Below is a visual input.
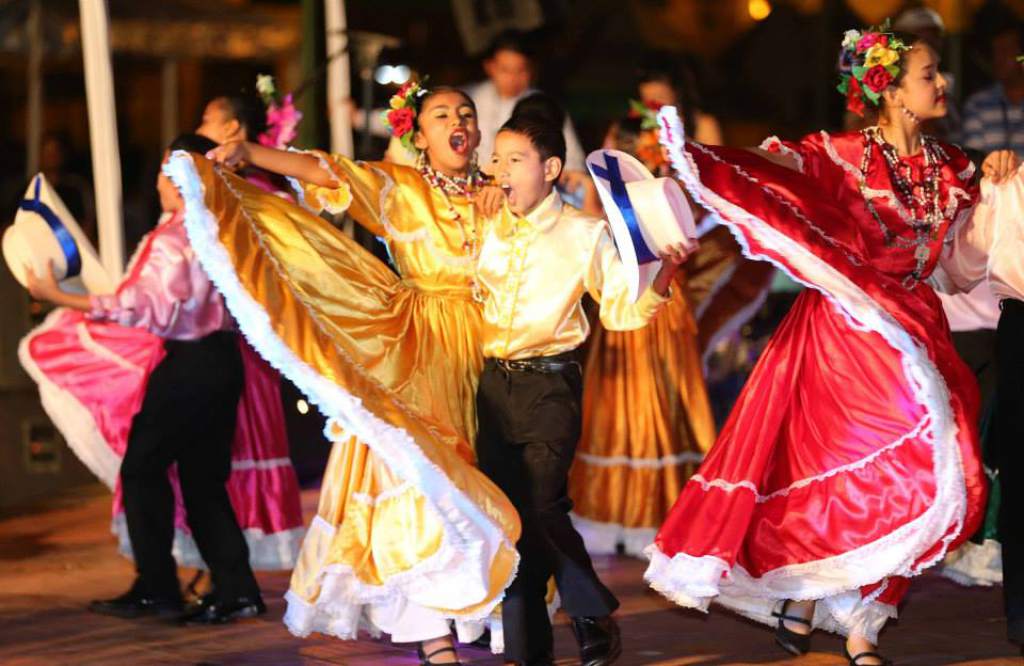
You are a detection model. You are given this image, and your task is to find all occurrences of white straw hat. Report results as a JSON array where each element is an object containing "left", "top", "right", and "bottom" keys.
[
  {"left": 586, "top": 148, "right": 697, "bottom": 301},
  {"left": 3, "top": 174, "right": 113, "bottom": 294}
]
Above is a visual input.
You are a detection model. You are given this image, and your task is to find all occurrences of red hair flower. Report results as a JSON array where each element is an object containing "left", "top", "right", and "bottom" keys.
[
  {"left": 386, "top": 107, "right": 415, "bottom": 138},
  {"left": 863, "top": 65, "right": 894, "bottom": 94},
  {"left": 837, "top": 23, "right": 909, "bottom": 115}
]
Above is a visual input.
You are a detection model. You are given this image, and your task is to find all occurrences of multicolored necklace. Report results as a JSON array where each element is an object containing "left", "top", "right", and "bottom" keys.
[
  {"left": 418, "top": 163, "right": 482, "bottom": 200},
  {"left": 418, "top": 161, "right": 488, "bottom": 301},
  {"left": 859, "top": 126, "right": 945, "bottom": 286}
]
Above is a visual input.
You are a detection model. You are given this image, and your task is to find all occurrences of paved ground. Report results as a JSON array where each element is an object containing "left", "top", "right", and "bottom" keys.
[{"left": 0, "top": 485, "right": 1019, "bottom": 665}]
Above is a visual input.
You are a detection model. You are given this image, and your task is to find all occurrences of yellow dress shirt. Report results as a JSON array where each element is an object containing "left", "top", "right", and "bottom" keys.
[{"left": 478, "top": 191, "right": 668, "bottom": 360}]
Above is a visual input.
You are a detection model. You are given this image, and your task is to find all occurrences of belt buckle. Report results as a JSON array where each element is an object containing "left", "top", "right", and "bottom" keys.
[{"left": 495, "top": 358, "right": 520, "bottom": 373}]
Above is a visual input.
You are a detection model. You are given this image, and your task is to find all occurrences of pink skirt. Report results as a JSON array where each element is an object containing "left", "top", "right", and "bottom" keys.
[{"left": 20, "top": 308, "right": 305, "bottom": 570}]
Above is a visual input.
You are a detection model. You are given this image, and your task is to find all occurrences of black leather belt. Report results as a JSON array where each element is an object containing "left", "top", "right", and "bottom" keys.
[{"left": 487, "top": 351, "right": 581, "bottom": 374}]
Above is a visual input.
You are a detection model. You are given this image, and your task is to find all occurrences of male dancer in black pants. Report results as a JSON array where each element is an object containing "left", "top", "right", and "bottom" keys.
[
  {"left": 26, "top": 134, "right": 264, "bottom": 624},
  {"left": 475, "top": 105, "right": 690, "bottom": 665},
  {"left": 104, "top": 328, "right": 264, "bottom": 623},
  {"left": 995, "top": 298, "right": 1024, "bottom": 650}
]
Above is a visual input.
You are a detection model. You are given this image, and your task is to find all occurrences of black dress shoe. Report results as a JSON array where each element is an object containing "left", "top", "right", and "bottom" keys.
[
  {"left": 179, "top": 593, "right": 266, "bottom": 625},
  {"left": 88, "top": 589, "right": 184, "bottom": 619},
  {"left": 571, "top": 615, "right": 622, "bottom": 666}
]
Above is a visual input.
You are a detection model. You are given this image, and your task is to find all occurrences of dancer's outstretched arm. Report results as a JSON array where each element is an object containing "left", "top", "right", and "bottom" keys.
[{"left": 207, "top": 141, "right": 338, "bottom": 187}]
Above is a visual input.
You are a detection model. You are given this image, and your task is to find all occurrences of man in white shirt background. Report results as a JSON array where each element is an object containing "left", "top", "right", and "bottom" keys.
[{"left": 464, "top": 30, "right": 589, "bottom": 196}]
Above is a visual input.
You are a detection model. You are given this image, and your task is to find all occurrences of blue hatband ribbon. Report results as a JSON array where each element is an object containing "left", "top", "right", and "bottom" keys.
[
  {"left": 19, "top": 176, "right": 81, "bottom": 278},
  {"left": 589, "top": 153, "right": 658, "bottom": 265}
]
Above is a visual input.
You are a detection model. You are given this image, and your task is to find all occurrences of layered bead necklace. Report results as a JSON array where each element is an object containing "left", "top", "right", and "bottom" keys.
[
  {"left": 417, "top": 159, "right": 489, "bottom": 301},
  {"left": 859, "top": 126, "right": 945, "bottom": 285}
]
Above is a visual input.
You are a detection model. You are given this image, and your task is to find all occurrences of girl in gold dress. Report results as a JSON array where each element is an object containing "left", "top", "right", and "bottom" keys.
[{"left": 163, "top": 83, "right": 518, "bottom": 664}]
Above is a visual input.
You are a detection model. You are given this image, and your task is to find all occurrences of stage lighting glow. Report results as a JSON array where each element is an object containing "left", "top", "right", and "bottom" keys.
[
  {"left": 749, "top": 0, "right": 771, "bottom": 20},
  {"left": 374, "top": 65, "right": 412, "bottom": 85}
]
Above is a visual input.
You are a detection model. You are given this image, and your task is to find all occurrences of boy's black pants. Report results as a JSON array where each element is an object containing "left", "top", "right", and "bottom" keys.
[
  {"left": 475, "top": 352, "right": 618, "bottom": 663},
  {"left": 995, "top": 299, "right": 1024, "bottom": 644},
  {"left": 121, "top": 331, "right": 259, "bottom": 602}
]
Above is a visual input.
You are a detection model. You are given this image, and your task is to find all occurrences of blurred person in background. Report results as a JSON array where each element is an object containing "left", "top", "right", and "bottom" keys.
[
  {"left": 39, "top": 131, "right": 96, "bottom": 245},
  {"left": 962, "top": 21, "right": 1024, "bottom": 161},
  {"left": 635, "top": 53, "right": 723, "bottom": 145},
  {"left": 465, "top": 30, "right": 589, "bottom": 197}
]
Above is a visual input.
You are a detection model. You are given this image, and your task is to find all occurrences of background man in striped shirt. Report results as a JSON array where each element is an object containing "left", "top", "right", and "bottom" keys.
[{"left": 962, "top": 22, "right": 1024, "bottom": 159}]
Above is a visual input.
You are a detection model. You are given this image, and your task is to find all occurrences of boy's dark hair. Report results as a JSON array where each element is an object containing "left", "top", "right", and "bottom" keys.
[
  {"left": 169, "top": 133, "right": 218, "bottom": 155},
  {"left": 510, "top": 92, "right": 566, "bottom": 129},
  {"left": 500, "top": 96, "right": 567, "bottom": 174},
  {"left": 485, "top": 29, "right": 535, "bottom": 62},
  {"left": 219, "top": 92, "right": 268, "bottom": 140}
]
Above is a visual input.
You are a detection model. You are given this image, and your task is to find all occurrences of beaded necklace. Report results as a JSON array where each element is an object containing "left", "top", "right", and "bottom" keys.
[
  {"left": 858, "top": 127, "right": 945, "bottom": 285},
  {"left": 417, "top": 161, "right": 489, "bottom": 301}
]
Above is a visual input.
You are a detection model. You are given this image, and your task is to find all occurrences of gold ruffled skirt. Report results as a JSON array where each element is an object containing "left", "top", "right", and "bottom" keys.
[
  {"left": 569, "top": 278, "right": 716, "bottom": 556},
  {"left": 164, "top": 154, "right": 520, "bottom": 641}
]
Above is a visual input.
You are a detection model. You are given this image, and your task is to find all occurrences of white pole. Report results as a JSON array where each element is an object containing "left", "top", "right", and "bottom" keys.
[
  {"left": 26, "top": 0, "right": 42, "bottom": 179},
  {"left": 324, "top": 0, "right": 353, "bottom": 156},
  {"left": 79, "top": 0, "right": 124, "bottom": 280}
]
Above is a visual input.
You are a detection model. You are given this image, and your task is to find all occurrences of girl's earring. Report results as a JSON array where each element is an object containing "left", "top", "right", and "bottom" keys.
[{"left": 901, "top": 105, "right": 919, "bottom": 125}]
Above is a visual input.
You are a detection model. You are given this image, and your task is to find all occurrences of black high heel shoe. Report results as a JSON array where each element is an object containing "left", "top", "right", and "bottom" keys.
[
  {"left": 844, "top": 646, "right": 893, "bottom": 665},
  {"left": 772, "top": 600, "right": 813, "bottom": 656},
  {"left": 417, "top": 643, "right": 463, "bottom": 665}
]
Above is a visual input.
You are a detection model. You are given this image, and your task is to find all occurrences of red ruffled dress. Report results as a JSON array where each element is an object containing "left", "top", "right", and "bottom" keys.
[{"left": 646, "top": 108, "right": 987, "bottom": 642}]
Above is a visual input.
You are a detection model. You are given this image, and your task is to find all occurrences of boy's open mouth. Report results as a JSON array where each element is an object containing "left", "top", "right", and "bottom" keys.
[{"left": 500, "top": 182, "right": 516, "bottom": 206}]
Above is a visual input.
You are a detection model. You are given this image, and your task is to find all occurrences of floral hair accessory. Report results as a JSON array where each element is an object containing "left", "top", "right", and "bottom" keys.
[
  {"left": 255, "top": 74, "right": 303, "bottom": 149},
  {"left": 383, "top": 78, "right": 430, "bottom": 152},
  {"left": 836, "top": 21, "right": 910, "bottom": 116},
  {"left": 627, "top": 99, "right": 662, "bottom": 130},
  {"left": 623, "top": 100, "right": 668, "bottom": 173}
]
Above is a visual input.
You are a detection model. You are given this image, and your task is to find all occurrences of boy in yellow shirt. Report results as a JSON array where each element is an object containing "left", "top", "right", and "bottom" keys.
[{"left": 476, "top": 101, "right": 691, "bottom": 666}]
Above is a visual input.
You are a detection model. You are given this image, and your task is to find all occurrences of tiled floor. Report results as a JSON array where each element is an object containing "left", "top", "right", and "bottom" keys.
[{"left": 0, "top": 485, "right": 1019, "bottom": 665}]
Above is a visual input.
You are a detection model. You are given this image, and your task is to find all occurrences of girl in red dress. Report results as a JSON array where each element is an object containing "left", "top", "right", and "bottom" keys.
[{"left": 645, "top": 26, "right": 1019, "bottom": 665}]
